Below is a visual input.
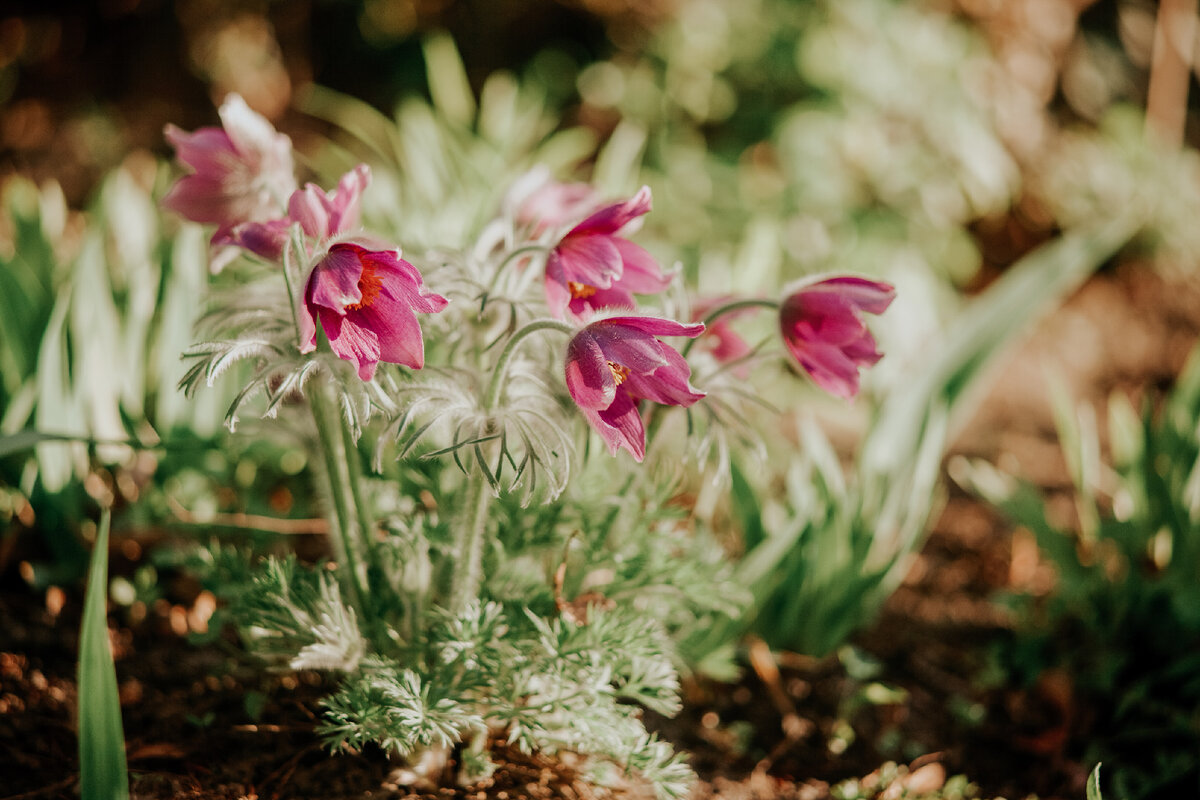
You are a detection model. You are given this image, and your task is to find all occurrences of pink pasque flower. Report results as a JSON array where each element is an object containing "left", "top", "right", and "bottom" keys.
[
  {"left": 224, "top": 164, "right": 372, "bottom": 263},
  {"left": 545, "top": 186, "right": 672, "bottom": 320},
  {"left": 299, "top": 243, "right": 448, "bottom": 381},
  {"left": 778, "top": 275, "right": 895, "bottom": 399},
  {"left": 564, "top": 316, "right": 705, "bottom": 461},
  {"left": 163, "top": 94, "right": 296, "bottom": 241}
]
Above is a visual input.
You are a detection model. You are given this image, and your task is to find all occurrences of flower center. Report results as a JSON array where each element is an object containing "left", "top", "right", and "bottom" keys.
[
  {"left": 607, "top": 361, "right": 630, "bottom": 386},
  {"left": 346, "top": 258, "right": 383, "bottom": 311},
  {"left": 568, "top": 281, "right": 597, "bottom": 300}
]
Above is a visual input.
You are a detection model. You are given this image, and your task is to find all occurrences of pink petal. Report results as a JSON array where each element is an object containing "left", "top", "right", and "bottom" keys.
[
  {"left": 225, "top": 219, "right": 290, "bottom": 262},
  {"left": 307, "top": 244, "right": 366, "bottom": 312},
  {"left": 621, "top": 347, "right": 705, "bottom": 407},
  {"left": 320, "top": 307, "right": 382, "bottom": 381},
  {"left": 298, "top": 297, "right": 318, "bottom": 354},
  {"left": 554, "top": 234, "right": 624, "bottom": 287},
  {"left": 791, "top": 341, "right": 863, "bottom": 399},
  {"left": 808, "top": 276, "right": 895, "bottom": 315},
  {"left": 612, "top": 238, "right": 671, "bottom": 293},
  {"left": 601, "top": 316, "right": 705, "bottom": 340},
  {"left": 592, "top": 390, "right": 646, "bottom": 461},
  {"left": 371, "top": 252, "right": 449, "bottom": 314},
  {"left": 288, "top": 184, "right": 333, "bottom": 239},
  {"left": 565, "top": 331, "right": 618, "bottom": 410},
  {"left": 571, "top": 186, "right": 652, "bottom": 236},
  {"left": 544, "top": 252, "right": 573, "bottom": 320},
  {"left": 589, "top": 325, "right": 672, "bottom": 375},
  {"left": 789, "top": 298, "right": 868, "bottom": 346},
  {"left": 164, "top": 126, "right": 237, "bottom": 175},
  {"left": 349, "top": 296, "right": 426, "bottom": 370}
]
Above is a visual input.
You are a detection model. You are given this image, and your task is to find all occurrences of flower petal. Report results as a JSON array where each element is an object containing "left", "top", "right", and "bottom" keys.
[
  {"left": 789, "top": 340, "right": 863, "bottom": 399},
  {"left": 225, "top": 219, "right": 290, "bottom": 262},
  {"left": 554, "top": 234, "right": 624, "bottom": 287},
  {"left": 612, "top": 238, "right": 672, "bottom": 293},
  {"left": 601, "top": 316, "right": 705, "bottom": 340},
  {"left": 307, "top": 244, "right": 365, "bottom": 312},
  {"left": 622, "top": 347, "right": 705, "bottom": 407},
  {"left": 320, "top": 307, "right": 382, "bottom": 381},
  {"left": 591, "top": 389, "right": 646, "bottom": 461},
  {"left": 565, "top": 330, "right": 617, "bottom": 410},
  {"left": 803, "top": 275, "right": 896, "bottom": 314},
  {"left": 571, "top": 186, "right": 652, "bottom": 236},
  {"left": 589, "top": 324, "right": 672, "bottom": 375},
  {"left": 348, "top": 297, "right": 425, "bottom": 370}
]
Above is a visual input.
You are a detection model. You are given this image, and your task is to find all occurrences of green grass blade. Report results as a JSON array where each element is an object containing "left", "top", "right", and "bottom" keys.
[
  {"left": 1087, "top": 764, "right": 1103, "bottom": 800},
  {"left": 78, "top": 509, "right": 130, "bottom": 800}
]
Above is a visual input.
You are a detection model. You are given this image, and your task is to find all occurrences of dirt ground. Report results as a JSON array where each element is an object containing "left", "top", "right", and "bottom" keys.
[{"left": 2, "top": 262, "right": 1198, "bottom": 800}]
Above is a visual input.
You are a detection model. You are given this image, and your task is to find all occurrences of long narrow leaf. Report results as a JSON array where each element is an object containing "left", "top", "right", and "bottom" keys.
[{"left": 78, "top": 509, "right": 130, "bottom": 800}]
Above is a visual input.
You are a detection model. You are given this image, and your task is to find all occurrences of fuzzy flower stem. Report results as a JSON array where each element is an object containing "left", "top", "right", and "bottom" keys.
[
  {"left": 448, "top": 318, "right": 575, "bottom": 614},
  {"left": 450, "top": 469, "right": 493, "bottom": 615},
  {"left": 680, "top": 298, "right": 779, "bottom": 358},
  {"left": 280, "top": 225, "right": 307, "bottom": 346},
  {"left": 308, "top": 382, "right": 372, "bottom": 624},
  {"left": 484, "top": 318, "right": 576, "bottom": 409},
  {"left": 495, "top": 244, "right": 550, "bottom": 275}
]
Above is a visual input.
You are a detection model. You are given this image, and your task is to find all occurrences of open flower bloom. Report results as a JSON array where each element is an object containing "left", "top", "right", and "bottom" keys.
[
  {"left": 163, "top": 94, "right": 296, "bottom": 244},
  {"left": 545, "top": 187, "right": 672, "bottom": 320},
  {"left": 564, "top": 316, "right": 705, "bottom": 461},
  {"left": 299, "top": 243, "right": 448, "bottom": 381},
  {"left": 778, "top": 275, "right": 895, "bottom": 399}
]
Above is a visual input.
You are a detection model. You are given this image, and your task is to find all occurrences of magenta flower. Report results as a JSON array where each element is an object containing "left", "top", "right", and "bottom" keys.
[
  {"left": 564, "top": 316, "right": 705, "bottom": 461},
  {"left": 163, "top": 94, "right": 296, "bottom": 241},
  {"left": 778, "top": 276, "right": 895, "bottom": 399},
  {"left": 299, "top": 243, "right": 448, "bottom": 381},
  {"left": 544, "top": 187, "right": 672, "bottom": 320},
  {"left": 221, "top": 164, "right": 372, "bottom": 264},
  {"left": 287, "top": 164, "right": 370, "bottom": 239}
]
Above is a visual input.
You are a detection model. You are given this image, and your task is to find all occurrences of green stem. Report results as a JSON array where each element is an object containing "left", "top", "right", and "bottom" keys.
[
  {"left": 448, "top": 317, "right": 575, "bottom": 613},
  {"left": 281, "top": 225, "right": 308, "bottom": 348},
  {"left": 484, "top": 318, "right": 575, "bottom": 408},
  {"left": 680, "top": 297, "right": 779, "bottom": 358},
  {"left": 308, "top": 382, "right": 371, "bottom": 623},
  {"left": 449, "top": 469, "right": 493, "bottom": 615},
  {"left": 496, "top": 244, "right": 549, "bottom": 275}
]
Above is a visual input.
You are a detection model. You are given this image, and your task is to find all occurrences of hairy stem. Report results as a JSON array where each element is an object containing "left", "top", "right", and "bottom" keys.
[
  {"left": 484, "top": 318, "right": 575, "bottom": 408},
  {"left": 680, "top": 297, "right": 779, "bottom": 358},
  {"left": 449, "top": 466, "right": 494, "bottom": 615},
  {"left": 448, "top": 317, "right": 575, "bottom": 613},
  {"left": 308, "top": 381, "right": 371, "bottom": 623}
]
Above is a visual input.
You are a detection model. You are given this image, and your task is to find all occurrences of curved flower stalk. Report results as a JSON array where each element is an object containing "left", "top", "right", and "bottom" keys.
[
  {"left": 565, "top": 316, "right": 706, "bottom": 462},
  {"left": 163, "top": 94, "right": 296, "bottom": 270},
  {"left": 778, "top": 275, "right": 895, "bottom": 399},
  {"left": 544, "top": 187, "right": 673, "bottom": 320}
]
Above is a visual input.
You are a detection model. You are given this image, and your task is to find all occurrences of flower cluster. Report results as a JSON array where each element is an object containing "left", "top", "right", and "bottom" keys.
[{"left": 165, "top": 94, "right": 894, "bottom": 461}]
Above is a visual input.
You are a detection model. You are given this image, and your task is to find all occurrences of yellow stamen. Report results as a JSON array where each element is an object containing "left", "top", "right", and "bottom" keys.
[
  {"left": 607, "top": 361, "right": 630, "bottom": 386},
  {"left": 568, "top": 281, "right": 597, "bottom": 299}
]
